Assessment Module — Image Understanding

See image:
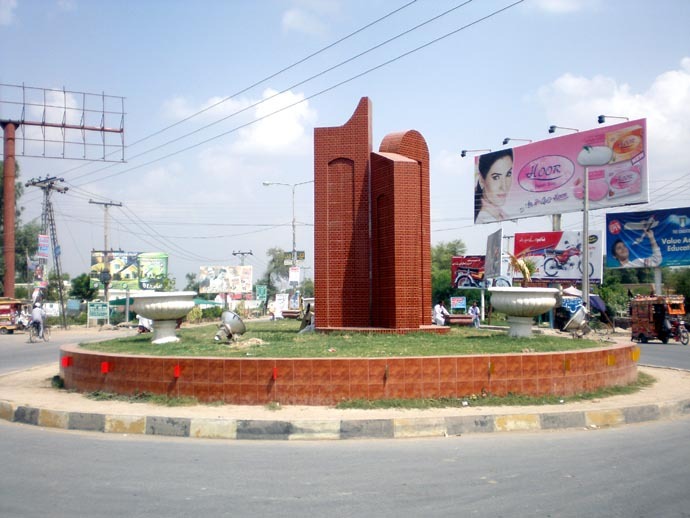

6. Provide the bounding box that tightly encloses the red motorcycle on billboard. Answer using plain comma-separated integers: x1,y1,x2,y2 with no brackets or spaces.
543,242,594,278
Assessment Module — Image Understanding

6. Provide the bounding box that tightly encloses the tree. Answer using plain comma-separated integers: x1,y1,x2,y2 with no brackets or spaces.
431,240,466,305
184,272,200,292
69,273,97,301
256,247,289,301
301,278,314,297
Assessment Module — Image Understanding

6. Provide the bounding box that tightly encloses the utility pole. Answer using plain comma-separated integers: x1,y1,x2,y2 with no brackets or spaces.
25,176,69,328
232,250,253,266
89,200,122,323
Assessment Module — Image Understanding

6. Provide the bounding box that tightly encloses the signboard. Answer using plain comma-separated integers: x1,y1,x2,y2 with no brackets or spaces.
451,255,486,289
605,206,690,268
37,234,50,258
88,302,108,319
485,228,503,278
89,251,168,291
288,266,301,284
198,265,253,294
473,119,648,223
450,296,466,310
255,284,267,302
513,230,603,282
283,250,306,265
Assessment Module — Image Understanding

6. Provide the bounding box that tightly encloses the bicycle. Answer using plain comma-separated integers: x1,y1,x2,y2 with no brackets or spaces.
28,322,50,343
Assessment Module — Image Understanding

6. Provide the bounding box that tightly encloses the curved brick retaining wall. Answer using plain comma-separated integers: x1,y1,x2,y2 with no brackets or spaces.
59,344,639,406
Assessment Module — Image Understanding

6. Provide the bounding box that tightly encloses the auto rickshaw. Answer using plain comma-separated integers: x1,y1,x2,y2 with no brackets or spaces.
0,297,26,334
630,295,689,345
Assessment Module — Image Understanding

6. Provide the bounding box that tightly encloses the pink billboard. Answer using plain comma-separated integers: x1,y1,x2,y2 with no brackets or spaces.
473,119,647,223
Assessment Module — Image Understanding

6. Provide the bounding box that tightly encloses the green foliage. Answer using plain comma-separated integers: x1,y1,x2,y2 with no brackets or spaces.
160,274,176,292
431,240,466,305
69,273,97,301
202,306,223,320
184,272,199,292
256,247,289,301
186,305,203,324
301,278,314,297
665,267,690,302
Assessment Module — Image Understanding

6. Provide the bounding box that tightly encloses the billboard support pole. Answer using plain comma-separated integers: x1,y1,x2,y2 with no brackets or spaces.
654,268,662,295
582,166,590,313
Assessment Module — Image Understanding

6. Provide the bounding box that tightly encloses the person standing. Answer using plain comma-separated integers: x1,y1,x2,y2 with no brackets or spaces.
468,301,481,328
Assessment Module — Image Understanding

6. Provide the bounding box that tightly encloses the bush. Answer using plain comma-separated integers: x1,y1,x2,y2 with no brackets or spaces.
202,306,223,320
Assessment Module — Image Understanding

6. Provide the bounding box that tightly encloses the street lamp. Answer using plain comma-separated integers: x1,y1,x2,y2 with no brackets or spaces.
548,125,579,134
597,115,629,124
461,148,491,158
262,180,314,267
502,137,532,146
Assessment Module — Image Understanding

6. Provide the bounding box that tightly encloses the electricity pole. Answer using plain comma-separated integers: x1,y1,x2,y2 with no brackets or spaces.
232,250,253,266
25,176,69,328
89,200,122,322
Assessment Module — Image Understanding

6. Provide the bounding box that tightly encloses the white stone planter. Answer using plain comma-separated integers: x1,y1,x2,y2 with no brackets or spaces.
131,291,196,344
488,287,559,338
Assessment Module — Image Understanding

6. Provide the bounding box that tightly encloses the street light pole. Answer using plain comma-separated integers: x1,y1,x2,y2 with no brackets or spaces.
262,180,313,270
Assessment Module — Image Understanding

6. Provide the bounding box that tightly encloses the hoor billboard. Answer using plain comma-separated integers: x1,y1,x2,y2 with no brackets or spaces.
513,231,603,283
473,119,647,223
606,207,690,268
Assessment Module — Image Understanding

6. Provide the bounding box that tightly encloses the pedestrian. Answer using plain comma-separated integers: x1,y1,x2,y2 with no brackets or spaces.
433,300,450,326
469,301,481,328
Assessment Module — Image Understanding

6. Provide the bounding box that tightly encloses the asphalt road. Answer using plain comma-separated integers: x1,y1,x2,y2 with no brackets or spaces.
1,325,689,518
1,418,689,518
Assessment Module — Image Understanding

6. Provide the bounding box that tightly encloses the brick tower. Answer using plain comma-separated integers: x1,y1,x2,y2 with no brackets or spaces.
314,98,433,332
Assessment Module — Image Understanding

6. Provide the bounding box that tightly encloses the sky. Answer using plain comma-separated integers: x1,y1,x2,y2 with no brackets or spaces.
1,0,689,292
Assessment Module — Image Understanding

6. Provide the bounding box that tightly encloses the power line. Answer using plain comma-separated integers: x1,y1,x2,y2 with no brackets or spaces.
71,1,524,188
51,0,420,179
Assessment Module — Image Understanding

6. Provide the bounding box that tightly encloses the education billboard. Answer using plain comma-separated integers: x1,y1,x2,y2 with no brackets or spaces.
605,206,690,268
513,230,603,282
473,119,648,223
89,251,168,291
198,265,253,295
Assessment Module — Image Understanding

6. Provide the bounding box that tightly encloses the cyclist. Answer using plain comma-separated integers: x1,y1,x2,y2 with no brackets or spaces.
30,302,46,340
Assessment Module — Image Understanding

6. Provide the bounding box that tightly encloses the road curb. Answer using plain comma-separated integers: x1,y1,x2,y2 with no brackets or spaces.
2,399,690,440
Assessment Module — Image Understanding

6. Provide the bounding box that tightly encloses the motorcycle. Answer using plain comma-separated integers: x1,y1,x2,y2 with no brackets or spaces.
665,316,689,345
454,268,511,289
543,242,594,278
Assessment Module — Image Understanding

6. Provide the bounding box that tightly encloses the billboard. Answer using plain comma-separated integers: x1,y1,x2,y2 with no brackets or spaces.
199,265,253,295
451,255,486,289
513,231,603,282
90,251,168,291
605,207,690,268
473,119,647,223
484,228,503,278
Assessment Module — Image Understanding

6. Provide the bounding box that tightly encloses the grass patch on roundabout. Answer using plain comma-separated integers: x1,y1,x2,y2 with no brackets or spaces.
81,318,604,358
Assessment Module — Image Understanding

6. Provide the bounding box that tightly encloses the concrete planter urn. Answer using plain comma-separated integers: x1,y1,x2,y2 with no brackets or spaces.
488,287,559,338
131,291,196,344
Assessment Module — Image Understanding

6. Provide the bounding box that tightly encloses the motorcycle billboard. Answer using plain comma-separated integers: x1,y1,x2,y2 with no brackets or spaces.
451,255,512,289
473,119,648,223
513,230,603,283
605,206,690,268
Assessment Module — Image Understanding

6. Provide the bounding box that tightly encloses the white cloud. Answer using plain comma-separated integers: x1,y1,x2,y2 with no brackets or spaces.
0,0,17,26
530,0,602,14
282,8,328,37
57,0,76,11
231,88,317,156
281,0,340,36
536,58,690,177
